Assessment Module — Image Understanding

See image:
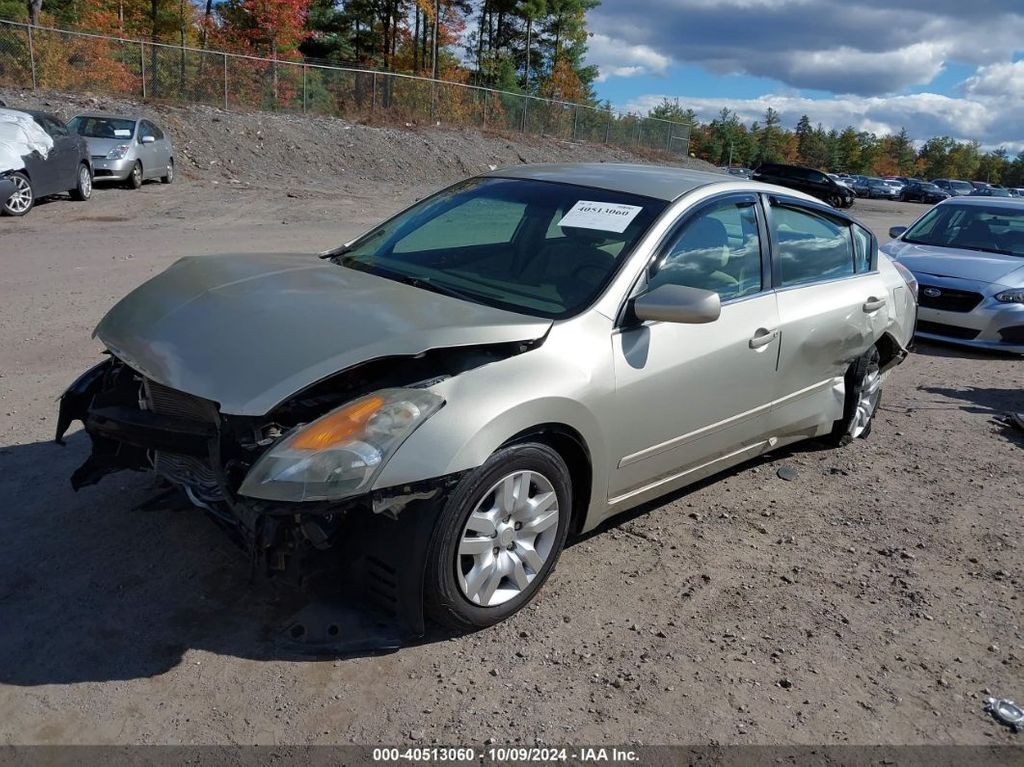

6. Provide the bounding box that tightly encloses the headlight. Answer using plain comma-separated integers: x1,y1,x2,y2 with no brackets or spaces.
995,289,1024,304
238,388,444,502
106,144,131,160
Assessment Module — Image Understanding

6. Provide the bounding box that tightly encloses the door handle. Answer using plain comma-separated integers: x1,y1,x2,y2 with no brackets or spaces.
863,296,887,312
749,328,779,349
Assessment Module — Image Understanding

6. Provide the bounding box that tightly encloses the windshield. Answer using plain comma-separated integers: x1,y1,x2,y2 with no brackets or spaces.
920,183,941,192
950,181,973,194
902,203,1024,257
67,115,136,139
331,177,667,318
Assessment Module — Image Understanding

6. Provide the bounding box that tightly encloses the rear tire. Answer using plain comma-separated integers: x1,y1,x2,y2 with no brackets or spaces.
161,158,174,184
1,172,33,216
70,163,92,201
826,346,882,447
424,443,572,632
125,161,143,189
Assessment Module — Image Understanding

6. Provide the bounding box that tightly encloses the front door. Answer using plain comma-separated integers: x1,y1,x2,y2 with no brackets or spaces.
609,194,780,503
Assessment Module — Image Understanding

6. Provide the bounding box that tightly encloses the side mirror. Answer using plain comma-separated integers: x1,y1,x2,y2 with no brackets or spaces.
889,225,908,239
632,284,721,325
141,135,156,144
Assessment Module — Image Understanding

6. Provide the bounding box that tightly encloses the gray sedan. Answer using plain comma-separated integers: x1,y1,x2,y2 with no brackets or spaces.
66,113,174,188
56,164,916,635
883,197,1024,354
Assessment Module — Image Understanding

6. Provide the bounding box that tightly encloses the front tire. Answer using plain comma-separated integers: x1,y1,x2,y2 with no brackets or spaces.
827,193,842,208
125,161,143,189
826,346,882,447
424,443,572,631
70,163,92,201
1,172,33,216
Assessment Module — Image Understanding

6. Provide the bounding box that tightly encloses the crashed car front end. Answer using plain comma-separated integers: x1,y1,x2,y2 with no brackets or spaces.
54,352,494,637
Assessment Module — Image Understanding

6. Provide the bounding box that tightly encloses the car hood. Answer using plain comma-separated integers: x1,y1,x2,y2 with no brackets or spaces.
95,253,552,415
882,241,1024,285
82,136,134,155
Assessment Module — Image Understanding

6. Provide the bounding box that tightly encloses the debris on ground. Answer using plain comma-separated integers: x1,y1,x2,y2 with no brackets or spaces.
985,697,1024,732
777,466,798,481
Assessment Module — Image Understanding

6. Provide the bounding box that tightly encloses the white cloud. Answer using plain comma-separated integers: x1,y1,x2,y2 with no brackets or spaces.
621,89,1023,150
588,33,671,82
962,60,1024,99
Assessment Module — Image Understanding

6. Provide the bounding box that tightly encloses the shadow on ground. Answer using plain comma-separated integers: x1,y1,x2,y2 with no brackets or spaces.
0,425,839,686
0,431,448,687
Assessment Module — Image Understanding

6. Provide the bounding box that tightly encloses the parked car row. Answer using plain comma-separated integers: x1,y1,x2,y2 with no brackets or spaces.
0,107,174,217
751,163,855,208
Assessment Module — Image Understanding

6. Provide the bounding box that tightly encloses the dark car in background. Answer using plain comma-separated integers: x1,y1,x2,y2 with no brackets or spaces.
846,175,871,197
866,178,900,199
1,108,93,217
932,178,974,197
969,186,1013,197
900,181,950,204
752,163,854,207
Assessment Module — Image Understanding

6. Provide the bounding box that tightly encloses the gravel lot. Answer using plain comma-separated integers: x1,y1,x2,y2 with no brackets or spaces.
0,120,1022,747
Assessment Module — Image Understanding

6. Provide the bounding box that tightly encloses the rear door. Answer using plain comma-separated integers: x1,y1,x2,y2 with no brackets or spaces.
137,120,159,178
41,116,78,193
765,195,889,436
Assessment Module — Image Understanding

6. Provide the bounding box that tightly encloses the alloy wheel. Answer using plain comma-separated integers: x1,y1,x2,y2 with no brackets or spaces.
456,470,560,607
850,364,881,439
79,166,92,198
6,176,32,214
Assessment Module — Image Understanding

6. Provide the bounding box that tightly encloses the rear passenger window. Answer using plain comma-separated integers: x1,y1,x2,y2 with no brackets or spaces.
772,206,855,287
851,225,873,272
649,200,763,301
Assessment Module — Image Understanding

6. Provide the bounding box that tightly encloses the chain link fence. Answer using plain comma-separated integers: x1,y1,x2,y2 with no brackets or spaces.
0,19,690,154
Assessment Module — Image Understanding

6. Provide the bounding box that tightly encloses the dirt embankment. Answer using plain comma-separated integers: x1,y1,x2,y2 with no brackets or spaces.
0,87,717,190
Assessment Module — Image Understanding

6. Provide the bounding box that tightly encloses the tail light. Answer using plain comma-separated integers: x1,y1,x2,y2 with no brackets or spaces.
892,260,918,301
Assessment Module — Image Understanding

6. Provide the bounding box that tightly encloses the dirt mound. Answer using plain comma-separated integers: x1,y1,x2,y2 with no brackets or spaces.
0,87,718,190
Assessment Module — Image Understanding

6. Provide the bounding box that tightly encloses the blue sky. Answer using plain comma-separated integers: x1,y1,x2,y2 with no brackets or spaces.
583,0,1024,151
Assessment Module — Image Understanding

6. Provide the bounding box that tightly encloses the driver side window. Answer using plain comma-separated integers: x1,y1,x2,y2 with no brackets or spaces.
648,200,763,301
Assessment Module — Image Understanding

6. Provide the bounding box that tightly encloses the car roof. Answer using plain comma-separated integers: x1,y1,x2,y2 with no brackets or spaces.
939,196,1024,208
71,112,143,122
19,109,58,119
485,163,728,202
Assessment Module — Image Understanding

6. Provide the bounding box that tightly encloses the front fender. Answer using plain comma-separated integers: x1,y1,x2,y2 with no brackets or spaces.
371,314,615,523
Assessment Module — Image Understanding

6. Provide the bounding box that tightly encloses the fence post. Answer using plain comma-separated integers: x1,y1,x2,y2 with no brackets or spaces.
302,64,307,113
371,72,377,115
140,41,146,98
572,105,578,140
27,25,37,90
430,80,437,124
666,123,673,151
521,95,528,132
222,53,228,110
605,109,611,144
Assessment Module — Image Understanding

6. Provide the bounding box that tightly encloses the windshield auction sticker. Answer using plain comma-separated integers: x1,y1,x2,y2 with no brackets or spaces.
558,201,643,233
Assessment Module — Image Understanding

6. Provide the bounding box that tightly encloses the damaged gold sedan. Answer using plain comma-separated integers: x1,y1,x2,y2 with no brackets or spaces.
57,164,917,635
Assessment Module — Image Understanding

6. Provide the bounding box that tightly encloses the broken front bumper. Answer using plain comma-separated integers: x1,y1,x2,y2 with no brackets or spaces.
55,358,458,640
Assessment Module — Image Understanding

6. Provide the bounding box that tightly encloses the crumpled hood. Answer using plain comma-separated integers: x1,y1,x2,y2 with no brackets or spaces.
95,253,552,415
83,136,132,156
883,240,1024,285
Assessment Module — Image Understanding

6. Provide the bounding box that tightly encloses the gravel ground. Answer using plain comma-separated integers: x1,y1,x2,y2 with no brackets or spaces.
0,101,1021,746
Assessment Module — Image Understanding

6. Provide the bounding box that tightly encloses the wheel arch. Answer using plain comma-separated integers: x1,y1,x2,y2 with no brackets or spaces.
499,423,594,537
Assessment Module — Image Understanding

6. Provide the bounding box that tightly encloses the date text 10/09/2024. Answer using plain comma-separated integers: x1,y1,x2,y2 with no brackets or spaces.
372,747,640,762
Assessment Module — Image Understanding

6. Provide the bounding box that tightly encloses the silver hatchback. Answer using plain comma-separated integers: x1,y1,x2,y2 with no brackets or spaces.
57,164,916,635
67,113,174,188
